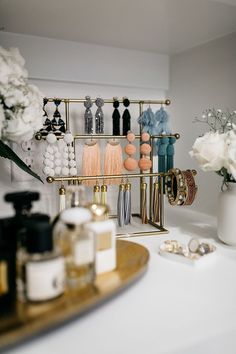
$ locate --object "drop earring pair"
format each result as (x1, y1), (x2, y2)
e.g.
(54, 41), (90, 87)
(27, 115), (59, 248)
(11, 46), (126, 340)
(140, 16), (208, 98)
(93, 180), (108, 205)
(112, 97), (131, 136)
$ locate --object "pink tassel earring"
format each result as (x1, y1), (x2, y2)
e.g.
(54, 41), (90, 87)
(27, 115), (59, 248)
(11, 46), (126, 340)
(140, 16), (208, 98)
(104, 139), (123, 185)
(82, 139), (101, 186)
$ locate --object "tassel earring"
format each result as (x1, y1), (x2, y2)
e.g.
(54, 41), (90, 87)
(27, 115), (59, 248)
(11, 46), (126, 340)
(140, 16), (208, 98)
(152, 179), (159, 223)
(167, 137), (176, 171)
(84, 95), (93, 134)
(82, 139), (101, 186)
(122, 97), (131, 135)
(93, 181), (101, 204)
(104, 139), (123, 184)
(117, 182), (125, 227)
(157, 137), (169, 173)
(124, 181), (131, 225)
(112, 98), (120, 136)
(95, 97), (104, 134)
(141, 179), (148, 224)
(101, 181), (108, 205)
(59, 184), (66, 213)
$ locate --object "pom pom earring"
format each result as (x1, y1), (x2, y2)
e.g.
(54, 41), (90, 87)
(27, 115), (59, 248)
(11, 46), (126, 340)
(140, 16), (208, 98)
(95, 97), (104, 134)
(112, 98), (120, 136)
(124, 131), (138, 171)
(138, 132), (152, 172)
(43, 132), (58, 177)
(84, 95), (93, 134)
(62, 131), (77, 176)
(122, 97), (131, 135)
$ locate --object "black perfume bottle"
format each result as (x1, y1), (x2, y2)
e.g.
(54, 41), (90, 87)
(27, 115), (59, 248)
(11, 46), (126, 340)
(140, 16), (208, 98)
(0, 192), (50, 315)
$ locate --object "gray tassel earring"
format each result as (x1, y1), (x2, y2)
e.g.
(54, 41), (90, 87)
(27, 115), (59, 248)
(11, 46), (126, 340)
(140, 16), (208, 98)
(117, 182), (125, 227)
(95, 97), (104, 134)
(84, 95), (93, 134)
(124, 181), (131, 225)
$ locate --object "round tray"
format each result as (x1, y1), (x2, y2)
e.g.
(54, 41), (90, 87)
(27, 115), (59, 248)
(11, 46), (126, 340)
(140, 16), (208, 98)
(0, 239), (149, 351)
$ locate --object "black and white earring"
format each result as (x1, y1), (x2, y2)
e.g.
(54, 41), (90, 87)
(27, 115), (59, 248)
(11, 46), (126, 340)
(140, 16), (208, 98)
(84, 95), (93, 134)
(95, 97), (104, 134)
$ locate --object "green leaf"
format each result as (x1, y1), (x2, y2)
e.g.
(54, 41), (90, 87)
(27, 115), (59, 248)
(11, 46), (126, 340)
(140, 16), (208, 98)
(0, 140), (43, 183)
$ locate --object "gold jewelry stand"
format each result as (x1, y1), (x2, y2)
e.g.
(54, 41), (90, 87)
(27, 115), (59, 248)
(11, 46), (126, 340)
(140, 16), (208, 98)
(36, 97), (181, 237)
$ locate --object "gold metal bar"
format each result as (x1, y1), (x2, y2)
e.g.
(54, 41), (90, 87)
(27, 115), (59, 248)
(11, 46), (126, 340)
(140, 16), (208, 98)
(159, 175), (164, 228)
(47, 172), (166, 184)
(44, 98), (171, 105)
(65, 100), (69, 130)
(35, 133), (180, 141)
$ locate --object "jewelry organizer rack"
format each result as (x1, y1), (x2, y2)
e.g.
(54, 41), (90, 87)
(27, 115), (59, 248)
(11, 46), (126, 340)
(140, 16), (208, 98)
(35, 98), (181, 237)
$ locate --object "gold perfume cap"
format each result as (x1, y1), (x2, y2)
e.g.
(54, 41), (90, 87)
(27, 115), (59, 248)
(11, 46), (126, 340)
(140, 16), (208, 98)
(86, 203), (109, 221)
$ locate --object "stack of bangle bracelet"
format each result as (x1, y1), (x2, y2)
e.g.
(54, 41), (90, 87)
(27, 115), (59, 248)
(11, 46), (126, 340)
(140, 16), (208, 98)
(166, 168), (197, 206)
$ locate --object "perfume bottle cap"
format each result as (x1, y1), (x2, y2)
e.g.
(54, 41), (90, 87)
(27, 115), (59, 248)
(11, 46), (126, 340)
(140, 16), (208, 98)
(60, 207), (92, 226)
(26, 221), (53, 254)
(86, 204), (109, 221)
(5, 191), (40, 214)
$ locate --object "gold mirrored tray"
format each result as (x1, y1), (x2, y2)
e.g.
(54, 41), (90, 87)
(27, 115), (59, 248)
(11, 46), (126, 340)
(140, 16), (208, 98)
(0, 239), (149, 351)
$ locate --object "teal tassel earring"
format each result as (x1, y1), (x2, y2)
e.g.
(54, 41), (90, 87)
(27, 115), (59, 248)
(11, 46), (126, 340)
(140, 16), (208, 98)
(167, 137), (176, 171)
(157, 137), (169, 173)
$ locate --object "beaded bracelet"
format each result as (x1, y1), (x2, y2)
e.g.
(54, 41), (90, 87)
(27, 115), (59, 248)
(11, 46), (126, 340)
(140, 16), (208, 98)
(181, 170), (197, 205)
(166, 168), (186, 206)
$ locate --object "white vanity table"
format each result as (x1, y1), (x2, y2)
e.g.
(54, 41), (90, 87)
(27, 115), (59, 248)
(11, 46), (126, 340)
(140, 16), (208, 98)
(6, 208), (236, 354)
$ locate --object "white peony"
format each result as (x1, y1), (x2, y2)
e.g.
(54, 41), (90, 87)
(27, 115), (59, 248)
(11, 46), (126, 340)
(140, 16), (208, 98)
(0, 46), (44, 143)
(225, 130), (236, 180)
(189, 131), (227, 172)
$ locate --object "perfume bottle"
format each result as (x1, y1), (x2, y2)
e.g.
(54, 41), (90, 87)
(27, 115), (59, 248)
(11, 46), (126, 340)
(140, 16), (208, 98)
(85, 204), (116, 274)
(58, 207), (95, 289)
(19, 221), (65, 303)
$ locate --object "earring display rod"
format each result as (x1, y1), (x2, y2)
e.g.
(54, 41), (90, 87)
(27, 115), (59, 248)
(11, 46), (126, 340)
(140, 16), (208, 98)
(35, 133), (180, 141)
(43, 98), (171, 105)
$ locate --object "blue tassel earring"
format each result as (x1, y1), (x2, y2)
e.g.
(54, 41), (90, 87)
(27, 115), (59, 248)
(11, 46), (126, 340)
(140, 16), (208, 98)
(166, 137), (176, 171)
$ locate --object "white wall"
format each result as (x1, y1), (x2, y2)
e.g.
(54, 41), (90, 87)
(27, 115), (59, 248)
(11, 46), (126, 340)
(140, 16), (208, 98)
(168, 31), (236, 216)
(0, 32), (169, 218)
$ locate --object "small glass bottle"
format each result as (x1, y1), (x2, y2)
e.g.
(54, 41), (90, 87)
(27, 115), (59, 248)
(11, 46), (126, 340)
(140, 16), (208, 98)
(85, 204), (116, 275)
(18, 221), (65, 303)
(59, 207), (95, 289)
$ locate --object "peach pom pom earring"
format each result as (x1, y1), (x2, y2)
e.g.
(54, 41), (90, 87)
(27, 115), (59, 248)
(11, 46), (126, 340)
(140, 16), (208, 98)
(138, 132), (152, 171)
(124, 131), (138, 171)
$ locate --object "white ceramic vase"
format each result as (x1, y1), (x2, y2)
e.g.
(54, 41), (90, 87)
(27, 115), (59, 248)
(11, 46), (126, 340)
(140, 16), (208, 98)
(217, 182), (236, 246)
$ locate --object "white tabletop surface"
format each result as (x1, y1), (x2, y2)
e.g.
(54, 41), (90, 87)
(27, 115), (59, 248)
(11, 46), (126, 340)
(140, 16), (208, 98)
(6, 208), (236, 354)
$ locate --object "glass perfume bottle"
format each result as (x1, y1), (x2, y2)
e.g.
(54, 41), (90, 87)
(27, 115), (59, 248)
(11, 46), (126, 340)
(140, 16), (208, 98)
(59, 207), (95, 289)
(19, 221), (65, 303)
(85, 204), (116, 274)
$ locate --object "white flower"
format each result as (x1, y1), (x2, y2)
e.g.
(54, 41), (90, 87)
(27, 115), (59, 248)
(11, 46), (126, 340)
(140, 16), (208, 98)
(0, 103), (5, 139)
(225, 130), (236, 180)
(189, 131), (226, 172)
(0, 46), (44, 143)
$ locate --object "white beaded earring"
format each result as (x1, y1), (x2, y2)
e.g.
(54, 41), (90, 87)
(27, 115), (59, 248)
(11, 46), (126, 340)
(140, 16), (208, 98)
(43, 132), (58, 176)
(63, 131), (77, 176)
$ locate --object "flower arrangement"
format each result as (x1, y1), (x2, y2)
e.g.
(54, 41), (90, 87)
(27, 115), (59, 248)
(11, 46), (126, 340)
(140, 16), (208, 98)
(0, 46), (44, 182)
(190, 108), (236, 185)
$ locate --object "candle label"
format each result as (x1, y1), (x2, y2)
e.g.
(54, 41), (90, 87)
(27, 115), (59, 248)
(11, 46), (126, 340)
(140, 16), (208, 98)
(0, 261), (8, 295)
(74, 239), (94, 266)
(97, 232), (112, 251)
(26, 258), (65, 301)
